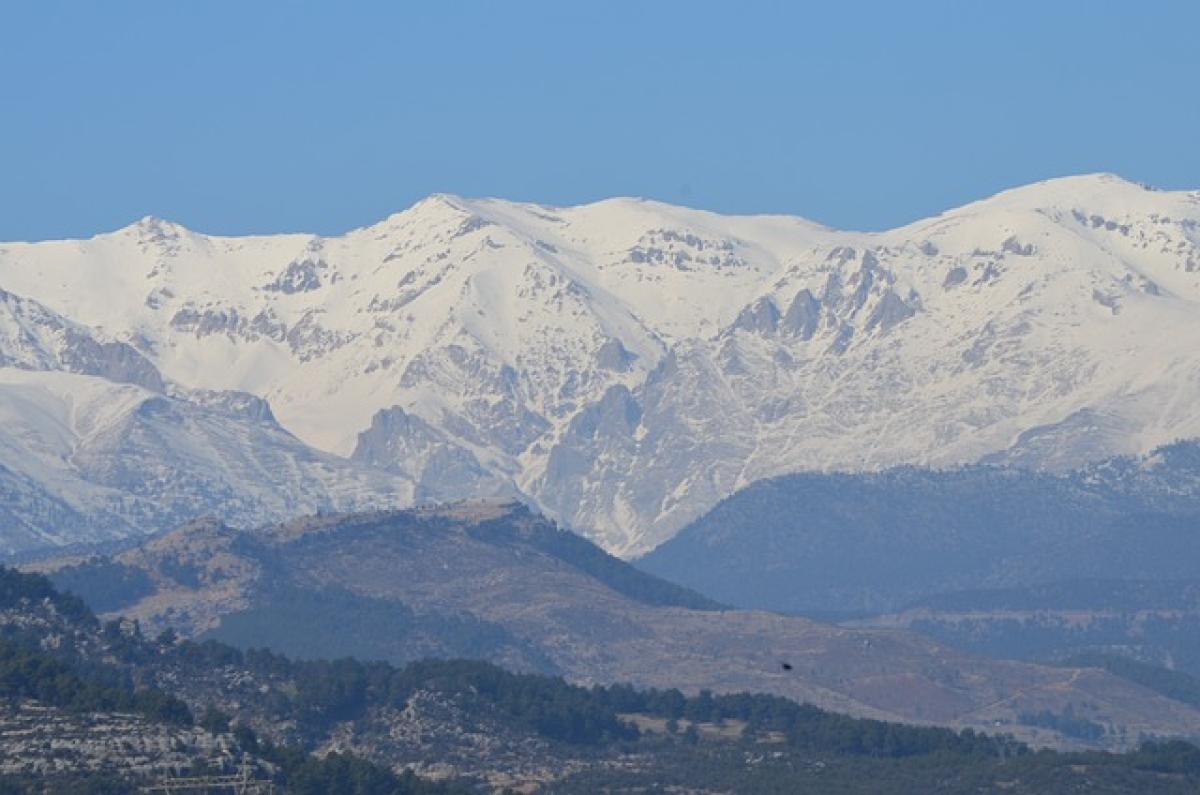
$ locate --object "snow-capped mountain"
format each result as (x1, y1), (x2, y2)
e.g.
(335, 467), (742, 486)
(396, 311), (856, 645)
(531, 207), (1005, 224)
(1, 173), (1198, 556)
(0, 288), (413, 554)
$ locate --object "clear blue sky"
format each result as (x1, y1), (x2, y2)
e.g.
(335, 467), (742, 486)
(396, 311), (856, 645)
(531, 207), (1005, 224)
(3, 1), (1198, 240)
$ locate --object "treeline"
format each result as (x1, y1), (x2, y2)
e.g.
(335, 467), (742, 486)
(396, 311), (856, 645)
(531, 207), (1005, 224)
(7, 563), (1200, 794)
(0, 566), (467, 795)
(0, 638), (192, 725)
(244, 741), (469, 795)
(552, 740), (1200, 794)
(0, 567), (192, 725)
(168, 639), (1020, 757)
(22, 559), (1008, 759)
(590, 683), (1023, 758)
(169, 641), (638, 745)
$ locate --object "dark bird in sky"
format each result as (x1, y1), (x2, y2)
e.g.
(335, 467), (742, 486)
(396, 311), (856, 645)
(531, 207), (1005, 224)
(780, 662), (793, 671)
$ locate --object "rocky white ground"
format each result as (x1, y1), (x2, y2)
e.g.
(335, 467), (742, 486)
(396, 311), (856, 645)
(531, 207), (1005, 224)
(1, 174), (1198, 555)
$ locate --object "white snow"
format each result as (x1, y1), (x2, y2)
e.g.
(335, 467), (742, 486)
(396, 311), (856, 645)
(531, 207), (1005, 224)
(1, 173), (1199, 555)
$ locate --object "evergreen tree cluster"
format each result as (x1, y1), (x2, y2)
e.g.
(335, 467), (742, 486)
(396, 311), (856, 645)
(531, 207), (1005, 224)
(5, 564), (1200, 793)
(0, 566), (95, 626)
(591, 683), (1022, 758)
(0, 638), (193, 726)
(46, 559), (155, 615)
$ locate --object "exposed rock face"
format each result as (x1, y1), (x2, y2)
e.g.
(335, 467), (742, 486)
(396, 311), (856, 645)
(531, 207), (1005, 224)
(0, 288), (164, 390)
(595, 337), (636, 372)
(352, 405), (506, 503)
(781, 288), (821, 339)
(0, 369), (414, 556)
(0, 701), (239, 781)
(263, 256), (327, 294)
(732, 296), (781, 334)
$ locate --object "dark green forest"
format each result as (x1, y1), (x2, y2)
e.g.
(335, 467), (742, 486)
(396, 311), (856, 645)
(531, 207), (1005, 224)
(6, 565), (1200, 793)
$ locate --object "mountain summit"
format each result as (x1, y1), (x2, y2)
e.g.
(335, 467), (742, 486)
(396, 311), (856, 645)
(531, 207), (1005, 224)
(1, 174), (1199, 555)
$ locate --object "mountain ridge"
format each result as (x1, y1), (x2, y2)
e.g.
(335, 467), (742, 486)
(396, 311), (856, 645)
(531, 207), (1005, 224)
(31, 172), (1157, 242)
(2, 173), (1200, 554)
(638, 439), (1200, 615)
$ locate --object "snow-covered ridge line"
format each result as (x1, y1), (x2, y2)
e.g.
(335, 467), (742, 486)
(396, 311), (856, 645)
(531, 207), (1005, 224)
(1, 172), (1199, 556)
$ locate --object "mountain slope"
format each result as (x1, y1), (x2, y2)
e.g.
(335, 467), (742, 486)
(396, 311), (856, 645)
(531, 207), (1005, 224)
(0, 369), (415, 556)
(2, 174), (1200, 554)
(10, 565), (1200, 793)
(638, 441), (1200, 615)
(29, 502), (1200, 751)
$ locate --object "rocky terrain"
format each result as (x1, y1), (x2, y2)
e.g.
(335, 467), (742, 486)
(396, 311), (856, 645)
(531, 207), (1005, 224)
(0, 285), (414, 556)
(26, 502), (1200, 753)
(2, 175), (1200, 555)
(6, 561), (1200, 794)
(0, 700), (237, 782)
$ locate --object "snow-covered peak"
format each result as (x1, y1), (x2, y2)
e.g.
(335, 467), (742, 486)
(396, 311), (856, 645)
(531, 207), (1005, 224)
(1, 174), (1200, 556)
(950, 172), (1144, 211)
(106, 215), (195, 244)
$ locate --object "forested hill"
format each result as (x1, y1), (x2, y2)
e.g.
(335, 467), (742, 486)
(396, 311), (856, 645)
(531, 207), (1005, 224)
(30, 502), (1200, 748)
(639, 443), (1200, 616)
(5, 565), (1200, 793)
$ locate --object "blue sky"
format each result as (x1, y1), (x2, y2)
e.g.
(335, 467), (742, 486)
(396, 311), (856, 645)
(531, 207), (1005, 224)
(2, 1), (1198, 240)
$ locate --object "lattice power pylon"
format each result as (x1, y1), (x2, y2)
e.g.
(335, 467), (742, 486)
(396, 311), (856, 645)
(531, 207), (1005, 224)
(138, 763), (275, 794)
